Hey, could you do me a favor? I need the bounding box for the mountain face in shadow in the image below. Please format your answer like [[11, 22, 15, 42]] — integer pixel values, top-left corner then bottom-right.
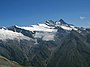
[[47, 30, 90, 67]]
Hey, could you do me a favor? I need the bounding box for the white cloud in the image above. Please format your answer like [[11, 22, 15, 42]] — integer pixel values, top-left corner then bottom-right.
[[80, 16, 86, 20]]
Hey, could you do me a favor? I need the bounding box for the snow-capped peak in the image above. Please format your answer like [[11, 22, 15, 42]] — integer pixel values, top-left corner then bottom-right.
[[0, 19, 79, 41], [55, 19, 78, 31], [15, 19, 78, 32]]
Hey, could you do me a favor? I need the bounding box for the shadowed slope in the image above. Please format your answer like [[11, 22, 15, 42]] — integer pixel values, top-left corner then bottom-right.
[[47, 30, 90, 67]]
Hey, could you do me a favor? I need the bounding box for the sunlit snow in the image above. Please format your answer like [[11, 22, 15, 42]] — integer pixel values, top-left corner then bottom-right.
[[16, 24, 57, 32], [60, 25, 78, 31], [0, 29, 30, 40]]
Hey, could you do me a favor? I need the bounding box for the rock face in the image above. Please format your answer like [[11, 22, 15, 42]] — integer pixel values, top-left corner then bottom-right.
[[0, 19, 90, 67]]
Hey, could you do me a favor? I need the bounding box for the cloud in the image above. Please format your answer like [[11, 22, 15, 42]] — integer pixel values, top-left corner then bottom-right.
[[80, 16, 86, 20]]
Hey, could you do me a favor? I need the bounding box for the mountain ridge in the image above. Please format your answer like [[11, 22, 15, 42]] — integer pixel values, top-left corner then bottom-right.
[[0, 19, 90, 67]]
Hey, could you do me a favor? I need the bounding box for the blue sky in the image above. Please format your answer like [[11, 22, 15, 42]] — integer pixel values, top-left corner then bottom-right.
[[0, 0, 90, 27]]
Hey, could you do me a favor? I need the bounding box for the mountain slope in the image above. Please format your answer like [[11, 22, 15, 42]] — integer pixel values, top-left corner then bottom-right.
[[46, 30, 90, 67], [0, 19, 90, 67]]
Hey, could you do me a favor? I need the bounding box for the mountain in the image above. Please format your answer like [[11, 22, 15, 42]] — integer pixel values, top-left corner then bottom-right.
[[0, 19, 90, 67]]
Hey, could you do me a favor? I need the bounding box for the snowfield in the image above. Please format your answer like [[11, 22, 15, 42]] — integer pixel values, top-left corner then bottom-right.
[[0, 28, 30, 40]]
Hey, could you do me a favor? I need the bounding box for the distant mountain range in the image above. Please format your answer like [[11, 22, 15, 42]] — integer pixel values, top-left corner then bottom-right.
[[0, 19, 90, 67]]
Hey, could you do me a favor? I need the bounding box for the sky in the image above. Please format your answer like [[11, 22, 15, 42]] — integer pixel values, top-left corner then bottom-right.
[[0, 0, 90, 27]]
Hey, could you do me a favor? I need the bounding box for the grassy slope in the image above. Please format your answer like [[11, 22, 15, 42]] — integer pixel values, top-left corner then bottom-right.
[[0, 56, 23, 67]]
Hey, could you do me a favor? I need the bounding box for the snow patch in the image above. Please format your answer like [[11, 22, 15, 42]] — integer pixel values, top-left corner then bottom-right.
[[70, 26, 78, 30], [16, 24, 57, 32], [60, 25, 78, 31], [0, 29, 30, 40], [34, 32, 55, 41], [60, 26, 72, 30]]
